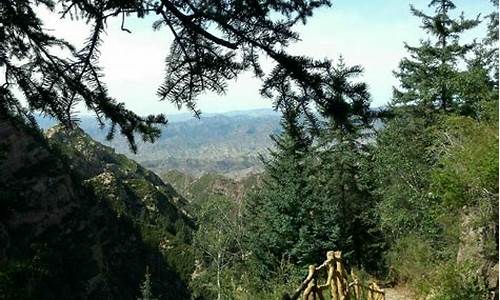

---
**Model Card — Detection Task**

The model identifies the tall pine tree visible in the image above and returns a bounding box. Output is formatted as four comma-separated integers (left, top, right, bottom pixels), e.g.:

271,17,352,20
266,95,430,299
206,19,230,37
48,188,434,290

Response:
457,0,499,118
373,1,499,285
312,58,383,271
246,104,317,273
247,58,384,275
393,0,480,114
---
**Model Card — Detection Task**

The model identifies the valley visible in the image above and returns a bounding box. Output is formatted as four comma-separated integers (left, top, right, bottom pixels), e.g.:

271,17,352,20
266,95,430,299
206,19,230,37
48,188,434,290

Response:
38,109,281,177
2,0,498,299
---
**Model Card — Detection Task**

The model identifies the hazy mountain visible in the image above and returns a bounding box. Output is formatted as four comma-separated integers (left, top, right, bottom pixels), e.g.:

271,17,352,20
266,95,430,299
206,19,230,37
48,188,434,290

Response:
38,109,282,177
35,108,384,177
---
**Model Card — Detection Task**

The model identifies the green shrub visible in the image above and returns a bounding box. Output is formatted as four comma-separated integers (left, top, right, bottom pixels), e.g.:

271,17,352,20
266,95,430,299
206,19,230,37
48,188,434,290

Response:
387,234,489,300
428,262,488,300
386,234,436,288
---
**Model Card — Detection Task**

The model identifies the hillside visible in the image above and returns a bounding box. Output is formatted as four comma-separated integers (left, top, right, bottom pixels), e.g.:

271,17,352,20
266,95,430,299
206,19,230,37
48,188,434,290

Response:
161,170,261,205
0,114,193,299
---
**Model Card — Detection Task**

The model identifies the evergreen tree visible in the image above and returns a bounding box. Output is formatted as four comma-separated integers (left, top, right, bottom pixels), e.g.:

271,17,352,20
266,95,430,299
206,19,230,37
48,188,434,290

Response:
139,267,157,300
393,0,480,114
312,59,383,271
246,104,314,272
378,0,498,245
247,59,383,275
319,57,371,131
457,0,499,118
484,0,499,84
1,0,362,148
372,1,499,290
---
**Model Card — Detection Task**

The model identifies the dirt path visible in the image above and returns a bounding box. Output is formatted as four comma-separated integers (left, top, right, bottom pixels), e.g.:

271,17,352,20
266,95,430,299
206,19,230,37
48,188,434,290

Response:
384,287,415,300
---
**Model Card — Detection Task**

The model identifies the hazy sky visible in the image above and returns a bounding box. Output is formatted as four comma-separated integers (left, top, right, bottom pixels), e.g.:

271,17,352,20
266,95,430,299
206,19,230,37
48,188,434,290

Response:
39,0,494,116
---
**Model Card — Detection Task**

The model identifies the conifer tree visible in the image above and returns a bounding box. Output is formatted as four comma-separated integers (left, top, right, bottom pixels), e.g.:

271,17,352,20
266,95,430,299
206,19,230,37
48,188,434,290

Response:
246,59,381,272
246,104,314,271
139,267,157,300
373,1,498,270
486,0,499,83
312,58,383,271
377,1,498,245
393,0,480,114
0,0,363,149
458,0,499,118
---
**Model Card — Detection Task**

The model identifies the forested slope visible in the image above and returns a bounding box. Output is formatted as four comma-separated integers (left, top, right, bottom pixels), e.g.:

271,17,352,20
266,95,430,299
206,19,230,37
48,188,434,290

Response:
183,1,499,299
0,114,193,299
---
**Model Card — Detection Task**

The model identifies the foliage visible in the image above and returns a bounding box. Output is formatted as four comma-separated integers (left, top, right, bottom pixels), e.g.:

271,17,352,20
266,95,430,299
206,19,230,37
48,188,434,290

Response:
372,1,499,298
236,259,303,300
312,59,384,272
190,194,247,300
430,111,499,261
385,234,490,300
386,234,437,286
372,114,442,243
432,116,498,210
426,261,489,300
245,106,315,274
392,0,480,114
0,244,52,299
245,58,384,287
139,267,158,300
1,0,367,149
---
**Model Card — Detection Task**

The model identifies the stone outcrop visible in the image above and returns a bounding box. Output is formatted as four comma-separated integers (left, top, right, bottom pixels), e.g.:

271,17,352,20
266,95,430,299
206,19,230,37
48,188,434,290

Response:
457,207,499,300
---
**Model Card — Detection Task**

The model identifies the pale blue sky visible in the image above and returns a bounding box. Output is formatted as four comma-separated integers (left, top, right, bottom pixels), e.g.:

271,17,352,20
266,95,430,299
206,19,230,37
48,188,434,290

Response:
39,0,495,115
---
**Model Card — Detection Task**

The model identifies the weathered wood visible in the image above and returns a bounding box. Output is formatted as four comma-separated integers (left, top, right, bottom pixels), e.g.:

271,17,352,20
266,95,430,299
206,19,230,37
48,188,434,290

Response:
317,251,349,300
349,282,385,300
368,282,385,300
284,251,385,300
284,265,317,300
350,270,361,299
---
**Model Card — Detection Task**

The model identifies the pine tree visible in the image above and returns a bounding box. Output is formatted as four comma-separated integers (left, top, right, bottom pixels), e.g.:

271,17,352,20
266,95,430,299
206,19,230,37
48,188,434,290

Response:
457,0,499,118
139,267,157,300
379,1,498,245
246,104,314,270
393,0,480,114
246,59,384,274
312,59,383,271
1,0,364,148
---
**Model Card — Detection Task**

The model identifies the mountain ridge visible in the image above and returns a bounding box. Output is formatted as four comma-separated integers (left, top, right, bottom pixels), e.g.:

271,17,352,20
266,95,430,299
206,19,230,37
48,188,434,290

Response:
38,110,282,177
0,114,193,299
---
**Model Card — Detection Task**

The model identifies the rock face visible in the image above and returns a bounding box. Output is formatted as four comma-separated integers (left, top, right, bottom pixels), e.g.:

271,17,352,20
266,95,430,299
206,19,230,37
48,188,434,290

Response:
0,114,193,299
457,207,499,300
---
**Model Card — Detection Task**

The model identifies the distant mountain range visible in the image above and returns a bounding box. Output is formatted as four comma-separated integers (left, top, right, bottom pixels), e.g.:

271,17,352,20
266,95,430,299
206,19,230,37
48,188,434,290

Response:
36,107,384,177
37,109,282,177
